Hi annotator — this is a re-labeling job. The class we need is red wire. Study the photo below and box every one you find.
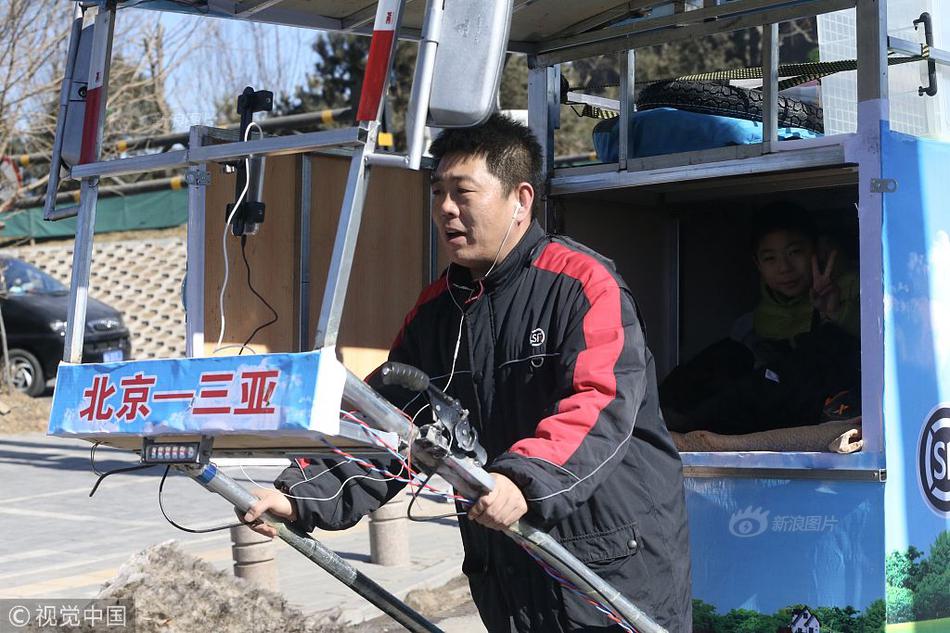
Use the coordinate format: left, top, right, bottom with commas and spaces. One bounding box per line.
338, 411, 468, 501
520, 543, 633, 630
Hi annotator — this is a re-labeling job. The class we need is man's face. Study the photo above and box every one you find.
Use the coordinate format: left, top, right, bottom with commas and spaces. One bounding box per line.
754, 229, 815, 298
430, 153, 526, 278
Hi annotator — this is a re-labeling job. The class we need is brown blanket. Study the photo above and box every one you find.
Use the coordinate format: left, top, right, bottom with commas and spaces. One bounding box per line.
672, 417, 862, 453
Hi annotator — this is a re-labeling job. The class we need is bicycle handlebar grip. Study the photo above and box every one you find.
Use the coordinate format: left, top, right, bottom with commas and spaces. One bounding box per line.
379, 362, 431, 392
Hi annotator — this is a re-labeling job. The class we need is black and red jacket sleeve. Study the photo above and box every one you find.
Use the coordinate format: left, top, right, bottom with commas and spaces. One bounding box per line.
271, 279, 445, 533
488, 249, 648, 529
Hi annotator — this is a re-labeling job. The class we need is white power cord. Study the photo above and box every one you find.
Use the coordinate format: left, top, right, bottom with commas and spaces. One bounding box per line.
215, 121, 263, 352
440, 206, 519, 392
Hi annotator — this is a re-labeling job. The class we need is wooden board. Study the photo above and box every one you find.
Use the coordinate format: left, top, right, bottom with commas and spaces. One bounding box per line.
203, 153, 431, 381
560, 200, 679, 379
203, 155, 301, 356
307, 155, 430, 378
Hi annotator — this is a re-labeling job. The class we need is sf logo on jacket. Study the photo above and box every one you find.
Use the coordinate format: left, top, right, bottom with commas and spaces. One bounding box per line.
529, 328, 548, 368
529, 328, 546, 347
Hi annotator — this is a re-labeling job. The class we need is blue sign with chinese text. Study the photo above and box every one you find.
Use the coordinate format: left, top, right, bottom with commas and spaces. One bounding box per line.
48, 350, 346, 439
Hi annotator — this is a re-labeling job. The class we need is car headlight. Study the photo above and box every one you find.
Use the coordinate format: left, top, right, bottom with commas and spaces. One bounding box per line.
50, 320, 67, 336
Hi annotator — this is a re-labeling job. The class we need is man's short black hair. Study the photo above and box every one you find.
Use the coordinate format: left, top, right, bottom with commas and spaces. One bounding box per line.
750, 202, 818, 254
429, 113, 542, 202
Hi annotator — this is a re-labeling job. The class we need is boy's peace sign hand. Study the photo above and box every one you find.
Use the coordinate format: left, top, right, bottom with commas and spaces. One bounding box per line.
811, 250, 840, 320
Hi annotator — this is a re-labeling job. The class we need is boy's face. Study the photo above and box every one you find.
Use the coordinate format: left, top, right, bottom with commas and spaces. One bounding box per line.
754, 229, 815, 298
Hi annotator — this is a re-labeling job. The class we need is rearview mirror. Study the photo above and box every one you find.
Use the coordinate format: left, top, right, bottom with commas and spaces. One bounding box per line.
427, 1, 512, 127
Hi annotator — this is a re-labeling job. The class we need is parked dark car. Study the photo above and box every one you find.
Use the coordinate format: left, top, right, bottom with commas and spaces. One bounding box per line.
0, 256, 132, 396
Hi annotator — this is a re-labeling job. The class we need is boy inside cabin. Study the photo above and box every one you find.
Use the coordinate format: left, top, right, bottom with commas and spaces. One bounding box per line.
661, 203, 862, 436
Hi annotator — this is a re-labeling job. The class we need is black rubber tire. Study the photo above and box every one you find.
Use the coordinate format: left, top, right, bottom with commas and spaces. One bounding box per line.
8, 348, 45, 397
636, 80, 824, 134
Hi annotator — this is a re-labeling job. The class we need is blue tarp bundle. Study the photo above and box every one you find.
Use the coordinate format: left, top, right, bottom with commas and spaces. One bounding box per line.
592, 107, 822, 162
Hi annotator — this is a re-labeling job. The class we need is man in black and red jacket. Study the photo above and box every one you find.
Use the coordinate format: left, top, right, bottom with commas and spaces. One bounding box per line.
245, 114, 691, 632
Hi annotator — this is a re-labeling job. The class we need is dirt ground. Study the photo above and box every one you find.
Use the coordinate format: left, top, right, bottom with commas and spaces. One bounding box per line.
0, 389, 52, 434
61, 541, 477, 633
89, 541, 326, 633
340, 575, 476, 632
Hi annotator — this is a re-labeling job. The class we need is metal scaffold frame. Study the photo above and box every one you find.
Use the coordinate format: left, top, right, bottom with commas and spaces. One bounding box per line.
525, 0, 942, 476
40, 0, 950, 630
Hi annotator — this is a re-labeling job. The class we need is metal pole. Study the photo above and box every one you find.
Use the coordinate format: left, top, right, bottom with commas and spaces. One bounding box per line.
62, 199, 103, 370
0, 303, 12, 390
21, 175, 189, 211
856, 0, 888, 114
343, 371, 415, 440
314, 0, 404, 349
618, 49, 636, 170
405, 0, 444, 170
762, 23, 779, 151
43, 4, 84, 220
341, 369, 497, 498
64, 4, 116, 364
182, 463, 442, 633
65, 178, 99, 364
185, 137, 208, 358
70, 127, 361, 181
426, 182, 438, 283
298, 155, 312, 352
535, 0, 856, 66
22, 108, 354, 168
527, 61, 558, 230
312, 142, 372, 349
365, 153, 409, 168
854, 0, 888, 456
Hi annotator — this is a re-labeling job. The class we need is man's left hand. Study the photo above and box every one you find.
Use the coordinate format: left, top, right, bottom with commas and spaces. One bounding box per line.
468, 473, 528, 531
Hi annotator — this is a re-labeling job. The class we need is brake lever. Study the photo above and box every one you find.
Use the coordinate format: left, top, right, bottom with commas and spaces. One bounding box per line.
380, 362, 487, 466
421, 387, 487, 466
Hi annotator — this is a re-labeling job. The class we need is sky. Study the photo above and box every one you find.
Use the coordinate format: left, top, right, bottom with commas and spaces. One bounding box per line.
120, 6, 318, 132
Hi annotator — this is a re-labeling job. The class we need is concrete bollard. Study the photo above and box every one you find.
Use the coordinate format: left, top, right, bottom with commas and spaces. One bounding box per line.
230, 524, 279, 590
369, 494, 410, 566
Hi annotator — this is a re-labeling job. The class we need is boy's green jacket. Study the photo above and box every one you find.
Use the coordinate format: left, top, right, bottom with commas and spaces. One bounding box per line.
753, 270, 860, 340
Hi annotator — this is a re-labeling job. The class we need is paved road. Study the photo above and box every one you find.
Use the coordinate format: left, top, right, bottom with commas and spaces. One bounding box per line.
0, 432, 484, 630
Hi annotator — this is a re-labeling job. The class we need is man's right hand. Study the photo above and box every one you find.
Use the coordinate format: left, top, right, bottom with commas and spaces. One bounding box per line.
242, 488, 297, 539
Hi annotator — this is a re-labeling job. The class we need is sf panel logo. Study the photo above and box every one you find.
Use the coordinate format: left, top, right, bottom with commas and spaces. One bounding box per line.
918, 407, 950, 515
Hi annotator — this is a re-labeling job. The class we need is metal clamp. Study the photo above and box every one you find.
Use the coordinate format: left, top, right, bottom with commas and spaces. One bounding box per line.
870, 178, 897, 193
418, 393, 486, 467
185, 169, 211, 186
